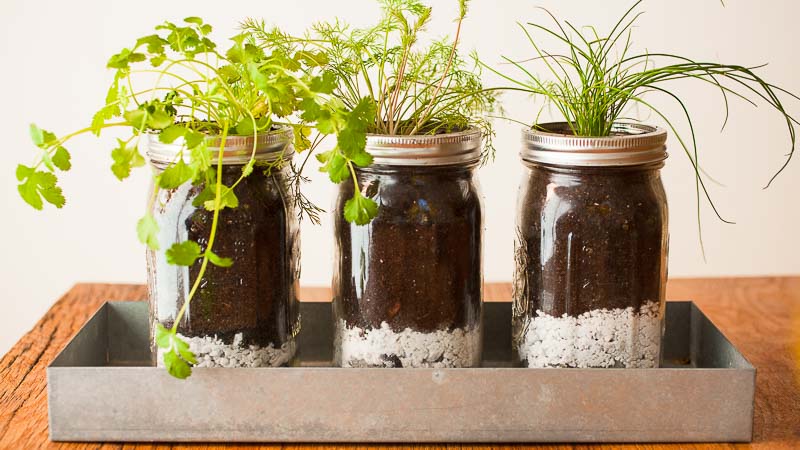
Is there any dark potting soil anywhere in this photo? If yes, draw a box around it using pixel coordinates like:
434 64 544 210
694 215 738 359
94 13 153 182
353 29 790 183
151 164 300 348
513 163 668 319
333 164 483 333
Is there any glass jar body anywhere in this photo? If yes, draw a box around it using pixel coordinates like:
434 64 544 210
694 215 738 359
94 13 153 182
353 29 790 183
333 164 483 368
512 162 668 368
147 163 300 368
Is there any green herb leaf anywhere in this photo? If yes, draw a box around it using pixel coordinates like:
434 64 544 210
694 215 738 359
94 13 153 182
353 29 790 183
158 159 196 189
107 48 146 69
124 109 147 129
174 337 197 365
317 149 350 183
159 125 186 144
155 324 194 379
147 110 173 129
110 139 145 180
136 214 160 250
29 124 45 146
309 70 337 94
163 350 192 379
184 130 205 149
165 240 202 266
17 169 65 210
203 186 239 211
207 250 233 268
155 323 172 349
52 147 72 171
344 191 378 225
191 185 215 208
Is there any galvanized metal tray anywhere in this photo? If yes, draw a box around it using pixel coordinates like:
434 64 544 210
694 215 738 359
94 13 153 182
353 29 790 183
47 301 755 443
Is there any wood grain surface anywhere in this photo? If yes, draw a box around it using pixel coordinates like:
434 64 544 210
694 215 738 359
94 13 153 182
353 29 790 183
1 278 798 449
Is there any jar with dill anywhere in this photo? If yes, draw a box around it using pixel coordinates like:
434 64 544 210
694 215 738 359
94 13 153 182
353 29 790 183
332 130 484 368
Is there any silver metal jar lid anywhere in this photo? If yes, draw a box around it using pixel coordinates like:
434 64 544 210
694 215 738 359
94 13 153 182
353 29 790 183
146 126 294 166
365 129 482 166
521 122 667 167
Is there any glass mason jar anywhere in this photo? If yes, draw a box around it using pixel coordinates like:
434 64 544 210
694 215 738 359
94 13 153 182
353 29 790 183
146 127 301 368
513 122 669 368
333 130 484 368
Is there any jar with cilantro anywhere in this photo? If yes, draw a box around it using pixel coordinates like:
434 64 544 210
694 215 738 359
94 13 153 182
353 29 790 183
146 127 301 368
332 130 484 368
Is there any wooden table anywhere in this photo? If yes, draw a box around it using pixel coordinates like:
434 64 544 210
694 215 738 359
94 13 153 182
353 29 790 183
1 278 798 449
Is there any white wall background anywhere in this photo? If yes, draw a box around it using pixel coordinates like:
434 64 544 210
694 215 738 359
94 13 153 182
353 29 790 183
1 0 799 355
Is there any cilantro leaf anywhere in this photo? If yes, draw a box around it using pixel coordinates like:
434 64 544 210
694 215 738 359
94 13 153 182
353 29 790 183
124 109 147 129
29 124 45 146
136 214 160 250
158 159 196 189
52 147 72 171
344 191 378 225
155 323 172 349
155 324 194 379
107 48 146 69
163 351 192 379
111 139 145 180
147 110 173 129
165 240 202 266
191 185 215 208
184 130 205 149
158 125 186 144
17 169 65 210
207 250 233 268
317 149 350 183
203 186 239 211
309 70 337 94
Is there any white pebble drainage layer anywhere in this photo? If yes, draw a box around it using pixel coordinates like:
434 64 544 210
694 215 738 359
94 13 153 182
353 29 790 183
336 321 481 368
156 332 295 368
517 301 662 368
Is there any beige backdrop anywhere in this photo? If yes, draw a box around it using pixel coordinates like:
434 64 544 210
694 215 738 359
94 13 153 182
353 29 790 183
1 0 798 355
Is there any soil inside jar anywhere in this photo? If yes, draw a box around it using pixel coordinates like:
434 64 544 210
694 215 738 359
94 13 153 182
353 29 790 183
335 165 483 334
515 163 667 318
513 162 667 368
154 164 299 349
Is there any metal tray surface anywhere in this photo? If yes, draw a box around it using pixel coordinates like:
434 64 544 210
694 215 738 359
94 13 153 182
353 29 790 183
47 301 755 443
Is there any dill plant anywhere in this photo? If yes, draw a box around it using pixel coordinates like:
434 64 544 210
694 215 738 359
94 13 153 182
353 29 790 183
18 18 337 378
484 0 798 240
246 0 498 224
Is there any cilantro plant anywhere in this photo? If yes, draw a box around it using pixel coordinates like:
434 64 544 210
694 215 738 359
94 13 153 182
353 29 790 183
18 18 336 379
245 0 497 225
483 0 798 249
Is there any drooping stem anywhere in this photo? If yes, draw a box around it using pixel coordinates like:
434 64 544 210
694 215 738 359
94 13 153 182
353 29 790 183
170 122 230 334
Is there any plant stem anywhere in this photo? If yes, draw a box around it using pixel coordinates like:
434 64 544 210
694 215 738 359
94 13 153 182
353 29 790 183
170 122 230 335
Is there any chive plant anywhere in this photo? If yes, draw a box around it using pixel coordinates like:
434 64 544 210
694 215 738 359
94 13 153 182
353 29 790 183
483 0 798 245
18 18 337 378
246 0 498 224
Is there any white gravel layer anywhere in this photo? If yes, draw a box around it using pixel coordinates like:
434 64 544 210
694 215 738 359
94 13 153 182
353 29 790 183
336 320 480 368
517 301 662 368
156 332 295 368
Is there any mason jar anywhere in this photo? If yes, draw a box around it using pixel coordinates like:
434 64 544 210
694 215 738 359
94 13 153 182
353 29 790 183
146 127 301 368
333 130 484 368
513 122 668 368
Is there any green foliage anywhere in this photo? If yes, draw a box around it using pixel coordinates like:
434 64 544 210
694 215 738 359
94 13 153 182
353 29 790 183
20 16 339 379
155 324 195 379
16 165 65 210
344 191 379 225
245 0 497 225
165 241 202 266
485 0 798 249
136 214 160 250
